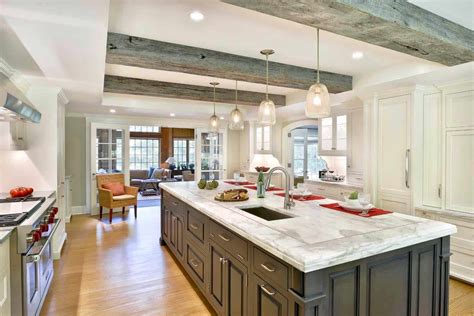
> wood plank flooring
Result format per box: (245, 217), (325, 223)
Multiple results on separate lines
(41, 206), (473, 316)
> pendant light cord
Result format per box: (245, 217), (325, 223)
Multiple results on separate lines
(265, 54), (269, 99)
(213, 84), (216, 115)
(317, 28), (320, 83)
(235, 80), (238, 109)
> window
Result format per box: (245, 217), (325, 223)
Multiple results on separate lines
(173, 139), (195, 168)
(96, 128), (123, 173)
(129, 125), (161, 170)
(292, 128), (325, 180)
(256, 126), (271, 152)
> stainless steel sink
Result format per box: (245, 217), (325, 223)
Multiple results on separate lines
(237, 206), (293, 221)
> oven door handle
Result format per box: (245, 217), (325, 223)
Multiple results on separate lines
(27, 219), (61, 257)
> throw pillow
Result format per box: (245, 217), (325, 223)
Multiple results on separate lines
(151, 168), (164, 179)
(102, 182), (125, 196)
(147, 167), (155, 179)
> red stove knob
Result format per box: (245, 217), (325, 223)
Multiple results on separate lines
(40, 223), (49, 232)
(48, 215), (55, 224)
(51, 207), (59, 215)
(32, 230), (41, 242)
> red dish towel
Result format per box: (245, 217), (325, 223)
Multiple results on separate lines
(244, 185), (284, 192)
(224, 181), (254, 186)
(320, 203), (392, 217)
(274, 193), (325, 201)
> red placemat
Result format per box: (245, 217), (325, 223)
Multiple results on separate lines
(320, 203), (392, 217)
(244, 185), (284, 192)
(274, 193), (325, 201)
(224, 181), (254, 186)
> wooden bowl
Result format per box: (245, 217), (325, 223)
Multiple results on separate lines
(255, 166), (270, 172)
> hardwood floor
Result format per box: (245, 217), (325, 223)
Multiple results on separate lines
(41, 206), (213, 316)
(41, 206), (473, 316)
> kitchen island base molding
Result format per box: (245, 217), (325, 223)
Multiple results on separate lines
(161, 190), (451, 316)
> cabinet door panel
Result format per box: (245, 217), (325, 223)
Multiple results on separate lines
(170, 214), (177, 249)
(446, 130), (474, 213)
(227, 256), (248, 316)
(347, 109), (364, 176)
(445, 90), (474, 128)
(176, 214), (184, 259)
(163, 207), (170, 240)
(422, 93), (442, 208)
(209, 241), (225, 314)
(252, 274), (287, 316)
(378, 95), (410, 194)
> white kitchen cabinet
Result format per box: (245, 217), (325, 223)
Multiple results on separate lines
(445, 89), (474, 128)
(445, 129), (474, 213)
(416, 208), (474, 283)
(306, 180), (362, 202)
(318, 114), (347, 156)
(377, 94), (411, 215)
(346, 108), (364, 185)
(0, 239), (11, 316)
(65, 176), (72, 222)
(422, 93), (442, 208)
(255, 125), (271, 153)
(195, 128), (227, 181)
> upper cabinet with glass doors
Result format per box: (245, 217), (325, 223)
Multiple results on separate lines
(318, 114), (347, 156)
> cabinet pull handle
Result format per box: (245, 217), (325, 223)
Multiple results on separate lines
(190, 259), (199, 268)
(405, 149), (410, 189)
(260, 284), (276, 296)
(172, 201), (178, 206)
(218, 234), (230, 242)
(237, 253), (244, 260)
(438, 184), (441, 198)
(210, 233), (215, 238)
(260, 263), (275, 272)
(190, 223), (198, 230)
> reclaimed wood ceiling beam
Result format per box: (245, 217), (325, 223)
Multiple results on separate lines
(103, 75), (286, 106)
(106, 32), (352, 93)
(221, 0), (474, 66)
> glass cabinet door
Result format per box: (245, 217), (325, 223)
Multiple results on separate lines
(196, 129), (226, 180)
(318, 114), (347, 156)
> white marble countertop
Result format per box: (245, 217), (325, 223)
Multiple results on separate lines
(161, 181), (457, 273)
(0, 229), (13, 243)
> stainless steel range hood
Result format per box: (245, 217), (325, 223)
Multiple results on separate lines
(0, 88), (41, 123)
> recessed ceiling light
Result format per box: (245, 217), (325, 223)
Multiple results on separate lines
(219, 116), (225, 120)
(170, 113), (176, 117)
(352, 51), (364, 60)
(109, 109), (116, 113)
(190, 11), (204, 22)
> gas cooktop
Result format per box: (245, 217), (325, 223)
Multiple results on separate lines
(0, 196), (45, 203)
(0, 213), (28, 227)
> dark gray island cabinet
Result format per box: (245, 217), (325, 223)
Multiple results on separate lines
(160, 189), (452, 316)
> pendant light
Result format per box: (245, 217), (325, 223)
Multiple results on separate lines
(305, 28), (330, 118)
(229, 80), (244, 130)
(209, 82), (220, 133)
(258, 49), (276, 126)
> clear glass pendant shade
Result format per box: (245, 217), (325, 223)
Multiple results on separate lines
(258, 99), (276, 126)
(229, 107), (244, 130)
(209, 114), (219, 132)
(305, 83), (330, 118)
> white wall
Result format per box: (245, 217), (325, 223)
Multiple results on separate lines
(0, 86), (60, 191)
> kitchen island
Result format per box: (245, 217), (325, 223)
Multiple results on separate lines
(160, 181), (456, 316)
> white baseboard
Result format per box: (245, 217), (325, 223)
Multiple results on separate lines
(53, 232), (67, 260)
(71, 205), (88, 215)
(65, 215), (72, 223)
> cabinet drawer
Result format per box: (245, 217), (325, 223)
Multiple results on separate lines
(186, 243), (205, 287)
(209, 221), (248, 263)
(163, 192), (182, 212)
(186, 207), (206, 247)
(253, 247), (288, 290)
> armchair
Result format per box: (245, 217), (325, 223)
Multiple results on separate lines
(96, 173), (138, 223)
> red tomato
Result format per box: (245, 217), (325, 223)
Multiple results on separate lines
(9, 187), (33, 198)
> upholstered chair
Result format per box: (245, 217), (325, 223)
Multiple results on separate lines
(96, 173), (138, 223)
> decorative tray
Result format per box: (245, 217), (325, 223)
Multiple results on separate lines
(215, 189), (249, 202)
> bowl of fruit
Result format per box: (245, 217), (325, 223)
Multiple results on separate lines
(215, 189), (249, 202)
(254, 166), (270, 172)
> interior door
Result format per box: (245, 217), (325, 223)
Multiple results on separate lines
(90, 123), (129, 215)
(195, 128), (227, 180)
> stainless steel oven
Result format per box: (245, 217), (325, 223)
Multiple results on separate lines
(22, 219), (57, 316)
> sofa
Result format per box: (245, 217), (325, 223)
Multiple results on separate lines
(130, 168), (171, 188)
(130, 170), (149, 187)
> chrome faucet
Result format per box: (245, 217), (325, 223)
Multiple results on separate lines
(265, 167), (295, 210)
